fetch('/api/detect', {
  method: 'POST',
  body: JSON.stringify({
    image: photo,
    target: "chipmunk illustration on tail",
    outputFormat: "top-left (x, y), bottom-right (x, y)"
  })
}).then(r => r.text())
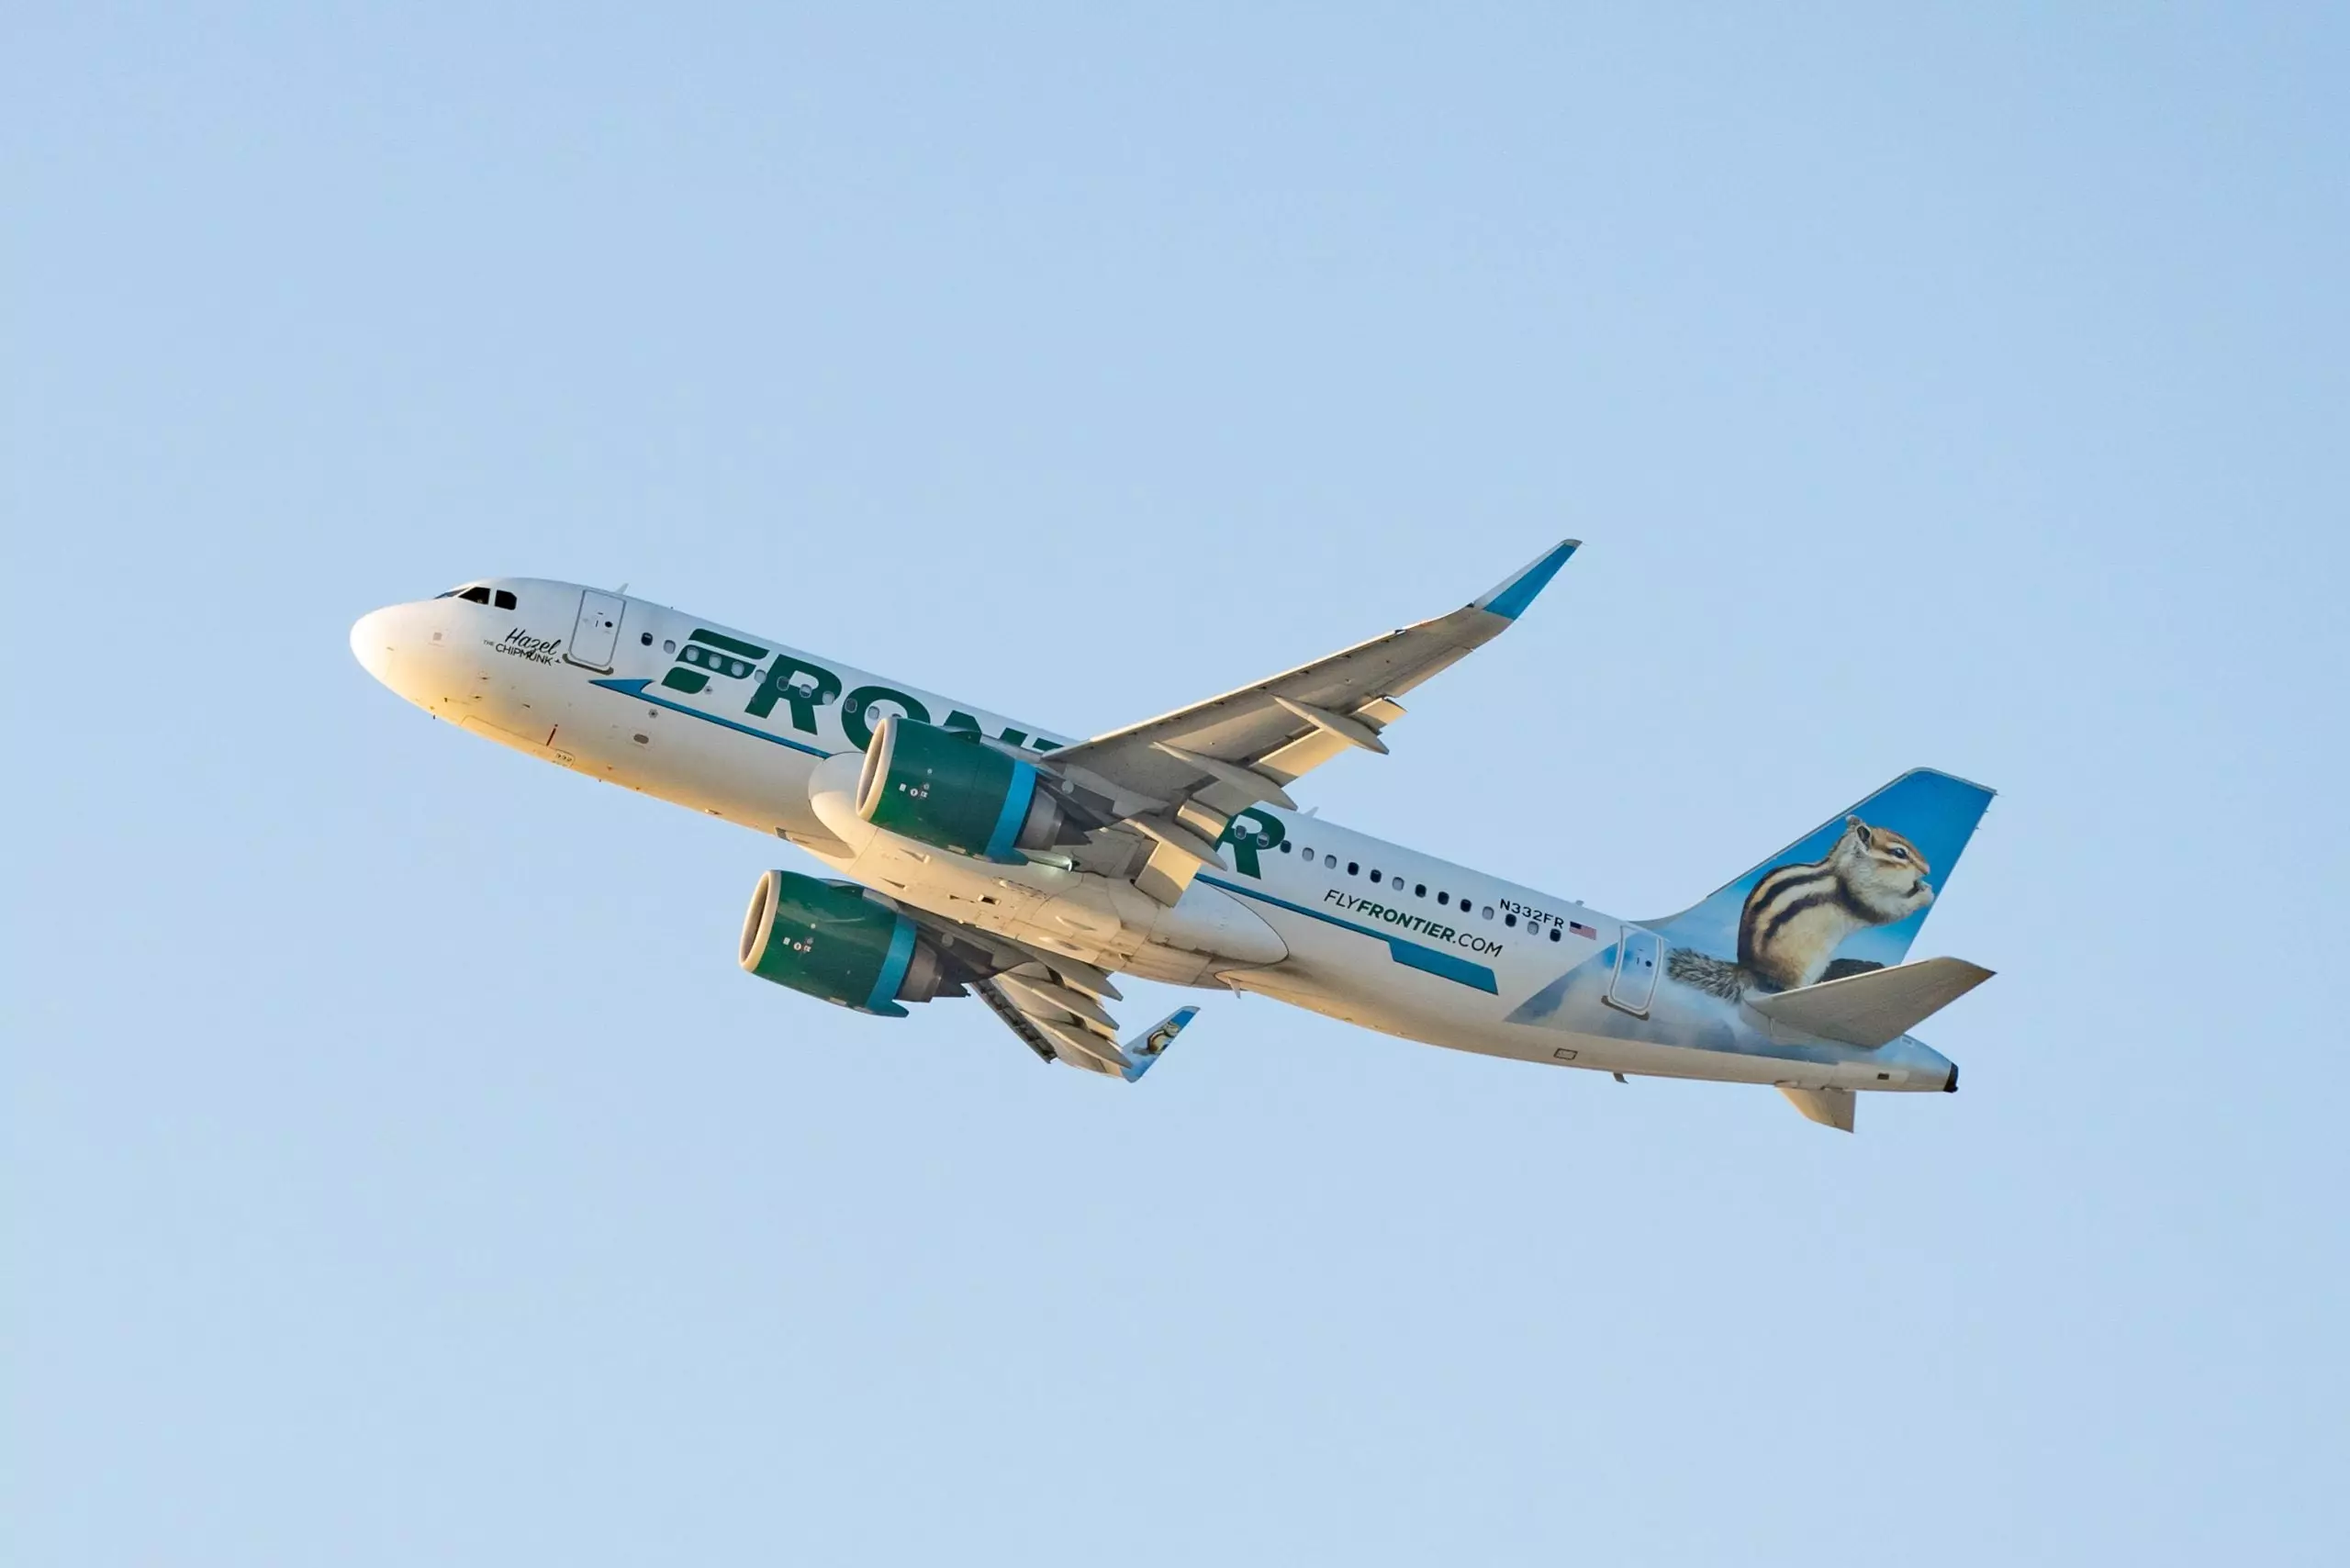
top-left (1501, 768), bottom-right (1992, 1081)
top-left (1667, 816), bottom-right (1935, 999)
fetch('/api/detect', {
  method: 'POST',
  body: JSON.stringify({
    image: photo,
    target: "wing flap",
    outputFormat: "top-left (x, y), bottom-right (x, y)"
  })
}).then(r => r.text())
top-left (851, 892), bottom-right (1193, 1079)
top-left (974, 975), bottom-right (1200, 1082)
top-left (974, 977), bottom-right (1061, 1065)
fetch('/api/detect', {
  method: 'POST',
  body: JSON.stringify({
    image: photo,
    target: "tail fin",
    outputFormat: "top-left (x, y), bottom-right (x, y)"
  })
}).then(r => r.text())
top-left (1647, 768), bottom-right (1994, 990)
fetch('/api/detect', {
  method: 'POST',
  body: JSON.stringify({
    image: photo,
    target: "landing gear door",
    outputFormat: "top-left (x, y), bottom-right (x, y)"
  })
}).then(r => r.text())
top-left (1605, 926), bottom-right (1662, 1017)
top-left (566, 590), bottom-right (625, 671)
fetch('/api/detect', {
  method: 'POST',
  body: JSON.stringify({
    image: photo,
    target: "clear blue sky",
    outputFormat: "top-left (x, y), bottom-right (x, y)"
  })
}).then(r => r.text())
top-left (8, 6), bottom-right (2345, 1562)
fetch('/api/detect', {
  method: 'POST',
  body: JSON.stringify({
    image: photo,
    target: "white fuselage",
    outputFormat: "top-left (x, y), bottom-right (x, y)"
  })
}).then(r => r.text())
top-left (352, 578), bottom-right (1956, 1095)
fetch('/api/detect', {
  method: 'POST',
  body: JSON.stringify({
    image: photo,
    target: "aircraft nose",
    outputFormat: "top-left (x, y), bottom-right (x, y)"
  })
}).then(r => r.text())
top-left (350, 607), bottom-right (398, 685)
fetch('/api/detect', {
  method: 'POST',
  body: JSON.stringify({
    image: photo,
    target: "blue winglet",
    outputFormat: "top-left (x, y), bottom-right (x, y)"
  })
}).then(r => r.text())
top-left (1472, 539), bottom-right (1581, 621)
top-left (1119, 1006), bottom-right (1200, 1082)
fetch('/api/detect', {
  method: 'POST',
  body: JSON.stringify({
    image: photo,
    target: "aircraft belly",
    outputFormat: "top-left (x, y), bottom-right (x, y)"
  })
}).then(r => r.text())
top-left (1014, 885), bottom-right (1136, 958)
top-left (1220, 907), bottom-right (1489, 1036)
top-left (460, 712), bottom-right (560, 757)
top-left (1214, 898), bottom-right (1719, 1078)
top-left (1143, 881), bottom-right (1287, 967)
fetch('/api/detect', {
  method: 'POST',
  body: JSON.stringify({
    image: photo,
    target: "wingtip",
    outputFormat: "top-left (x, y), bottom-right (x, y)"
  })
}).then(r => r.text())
top-left (1473, 539), bottom-right (1580, 621)
top-left (1118, 1005), bottom-right (1201, 1082)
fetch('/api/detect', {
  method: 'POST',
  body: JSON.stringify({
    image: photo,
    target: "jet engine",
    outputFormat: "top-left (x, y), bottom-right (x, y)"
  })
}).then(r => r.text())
top-left (854, 713), bottom-right (1066, 863)
top-left (738, 869), bottom-right (956, 1016)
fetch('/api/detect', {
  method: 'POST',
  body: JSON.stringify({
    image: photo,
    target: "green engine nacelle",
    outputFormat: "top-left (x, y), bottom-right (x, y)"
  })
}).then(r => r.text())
top-left (737, 869), bottom-right (952, 1017)
top-left (855, 713), bottom-right (1065, 863)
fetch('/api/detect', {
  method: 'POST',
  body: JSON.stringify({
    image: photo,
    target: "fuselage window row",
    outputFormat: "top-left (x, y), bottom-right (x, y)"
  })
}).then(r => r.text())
top-left (1274, 831), bottom-right (1505, 921)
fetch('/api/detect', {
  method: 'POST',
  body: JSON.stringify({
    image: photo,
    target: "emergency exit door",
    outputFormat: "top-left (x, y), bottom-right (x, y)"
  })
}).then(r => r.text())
top-left (1606, 926), bottom-right (1662, 1017)
top-left (566, 590), bottom-right (625, 671)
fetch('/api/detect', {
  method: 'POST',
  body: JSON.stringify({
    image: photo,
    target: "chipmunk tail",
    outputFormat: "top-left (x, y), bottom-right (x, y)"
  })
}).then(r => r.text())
top-left (1644, 768), bottom-right (1997, 972)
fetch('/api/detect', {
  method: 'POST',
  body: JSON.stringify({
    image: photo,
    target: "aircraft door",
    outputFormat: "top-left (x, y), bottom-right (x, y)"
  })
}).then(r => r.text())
top-left (1606, 926), bottom-right (1662, 1017)
top-left (566, 589), bottom-right (625, 671)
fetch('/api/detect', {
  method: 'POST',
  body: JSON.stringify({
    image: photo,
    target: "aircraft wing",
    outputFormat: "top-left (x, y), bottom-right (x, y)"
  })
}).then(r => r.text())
top-left (974, 977), bottom-right (1198, 1081)
top-left (1046, 540), bottom-right (1576, 814)
top-left (890, 902), bottom-right (1194, 1081)
top-left (1039, 541), bottom-right (1577, 901)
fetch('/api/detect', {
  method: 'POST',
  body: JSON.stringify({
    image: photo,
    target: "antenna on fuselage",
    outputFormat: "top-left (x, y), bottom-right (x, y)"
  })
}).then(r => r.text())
top-left (616, 581), bottom-right (630, 595)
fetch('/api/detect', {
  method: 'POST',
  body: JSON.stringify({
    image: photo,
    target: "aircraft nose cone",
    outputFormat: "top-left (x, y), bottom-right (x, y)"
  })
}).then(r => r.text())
top-left (350, 607), bottom-right (398, 685)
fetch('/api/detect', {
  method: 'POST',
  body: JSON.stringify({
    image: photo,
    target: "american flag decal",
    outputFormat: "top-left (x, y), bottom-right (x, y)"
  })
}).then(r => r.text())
top-left (1569, 921), bottom-right (1599, 939)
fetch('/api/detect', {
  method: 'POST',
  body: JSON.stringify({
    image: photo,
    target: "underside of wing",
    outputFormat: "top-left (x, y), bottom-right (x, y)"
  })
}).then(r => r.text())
top-left (892, 902), bottom-right (1194, 1081)
top-left (974, 975), bottom-right (1129, 1075)
top-left (973, 976), bottom-right (1199, 1081)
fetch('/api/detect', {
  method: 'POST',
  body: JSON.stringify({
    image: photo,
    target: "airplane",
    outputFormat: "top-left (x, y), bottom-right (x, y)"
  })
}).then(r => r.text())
top-left (350, 542), bottom-right (1995, 1131)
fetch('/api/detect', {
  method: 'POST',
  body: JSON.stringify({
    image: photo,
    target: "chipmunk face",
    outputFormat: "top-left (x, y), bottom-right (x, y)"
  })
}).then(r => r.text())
top-left (1829, 815), bottom-right (1934, 920)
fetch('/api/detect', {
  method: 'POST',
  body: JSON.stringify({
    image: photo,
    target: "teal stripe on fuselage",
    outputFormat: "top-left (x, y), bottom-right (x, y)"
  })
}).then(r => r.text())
top-left (1197, 873), bottom-right (1498, 994)
top-left (589, 678), bottom-right (832, 758)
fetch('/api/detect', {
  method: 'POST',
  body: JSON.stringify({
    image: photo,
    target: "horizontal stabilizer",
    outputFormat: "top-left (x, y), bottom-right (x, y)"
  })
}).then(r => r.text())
top-left (1749, 957), bottom-right (1994, 1048)
top-left (1779, 1086), bottom-right (1856, 1132)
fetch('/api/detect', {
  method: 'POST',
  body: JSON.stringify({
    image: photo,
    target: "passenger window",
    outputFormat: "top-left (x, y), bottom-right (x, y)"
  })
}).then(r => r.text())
top-left (493, 589), bottom-right (517, 610)
top-left (1369, 870), bottom-right (1381, 883)
top-left (1483, 905), bottom-right (1494, 919)
top-left (1505, 913), bottom-right (1517, 927)
top-left (1278, 841), bottom-right (1292, 854)
top-left (1325, 854), bottom-right (1336, 868)
top-left (1347, 861), bottom-right (1360, 876)
top-left (1549, 927), bottom-right (1562, 942)
top-left (1414, 883), bottom-right (1426, 897)
top-left (1438, 891), bottom-right (1449, 905)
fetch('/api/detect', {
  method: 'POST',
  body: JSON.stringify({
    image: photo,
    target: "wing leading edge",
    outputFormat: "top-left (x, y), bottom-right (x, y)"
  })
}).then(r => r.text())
top-left (1049, 539), bottom-right (1577, 805)
top-left (1040, 541), bottom-right (1578, 901)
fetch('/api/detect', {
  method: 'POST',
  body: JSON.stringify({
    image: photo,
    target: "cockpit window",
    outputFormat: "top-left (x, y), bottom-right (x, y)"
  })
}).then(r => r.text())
top-left (493, 589), bottom-right (517, 610)
top-left (458, 586), bottom-right (492, 604)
